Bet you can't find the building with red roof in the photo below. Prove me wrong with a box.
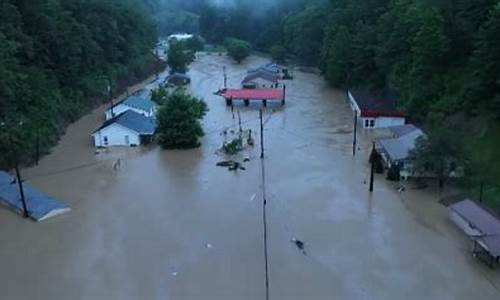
[348,89,406,129]
[218,87,286,107]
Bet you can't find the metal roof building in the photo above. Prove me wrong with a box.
[0,171,70,221]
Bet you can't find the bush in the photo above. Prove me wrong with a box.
[270,45,287,63]
[224,38,251,63]
[156,90,208,149]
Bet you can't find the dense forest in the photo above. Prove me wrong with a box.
[0,0,159,167]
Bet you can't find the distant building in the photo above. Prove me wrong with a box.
[376,125,426,179]
[242,70,279,89]
[167,33,193,43]
[92,110,156,147]
[348,89,406,129]
[105,96,156,120]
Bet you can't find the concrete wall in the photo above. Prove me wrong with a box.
[92,124,140,147]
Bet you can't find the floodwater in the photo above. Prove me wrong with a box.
[1,54,499,300]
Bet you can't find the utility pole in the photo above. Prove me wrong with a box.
[1,122,29,218]
[107,77,114,117]
[223,66,227,89]
[260,109,264,159]
[353,111,358,156]
[369,142,375,192]
[237,109,242,134]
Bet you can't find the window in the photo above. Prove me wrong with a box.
[103,136,109,146]
[370,119,375,127]
[365,120,370,127]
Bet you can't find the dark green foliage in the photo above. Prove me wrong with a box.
[408,127,464,186]
[156,90,208,149]
[224,38,251,63]
[167,41,194,73]
[0,0,157,168]
[270,45,287,63]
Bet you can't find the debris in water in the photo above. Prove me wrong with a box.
[171,272,178,277]
[206,243,213,249]
[291,237,306,255]
[216,160,246,171]
[243,157,251,162]
[397,186,406,193]
[250,194,256,201]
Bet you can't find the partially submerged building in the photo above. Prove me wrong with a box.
[348,89,406,129]
[105,95,156,120]
[242,70,279,89]
[218,87,285,107]
[165,73,191,87]
[93,110,156,147]
[0,171,70,221]
[449,199,500,266]
[376,125,426,179]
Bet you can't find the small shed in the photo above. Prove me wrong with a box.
[449,199,500,265]
[0,171,70,221]
[105,95,156,120]
[242,70,279,89]
[93,110,156,147]
[348,89,406,129]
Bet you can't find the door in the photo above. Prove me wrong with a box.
[124,135,130,145]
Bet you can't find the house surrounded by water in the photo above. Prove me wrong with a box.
[105,95,156,120]
[348,89,406,129]
[93,110,156,147]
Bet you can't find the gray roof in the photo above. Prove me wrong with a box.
[122,96,155,112]
[0,171,70,221]
[377,128,425,161]
[94,110,156,135]
[242,70,279,84]
[450,199,500,257]
[388,124,419,138]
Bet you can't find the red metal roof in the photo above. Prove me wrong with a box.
[220,88,284,100]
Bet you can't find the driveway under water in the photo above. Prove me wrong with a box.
[0,53,499,300]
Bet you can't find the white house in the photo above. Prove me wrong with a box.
[105,96,156,120]
[92,110,156,147]
[348,89,406,129]
[242,70,279,89]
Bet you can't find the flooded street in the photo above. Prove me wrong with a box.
[1,53,499,299]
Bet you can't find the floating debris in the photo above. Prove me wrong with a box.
[206,243,213,249]
[171,272,178,277]
[291,237,306,255]
[243,157,251,162]
[216,160,246,171]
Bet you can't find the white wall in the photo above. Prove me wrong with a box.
[92,124,140,147]
[105,104,156,120]
[376,116,405,128]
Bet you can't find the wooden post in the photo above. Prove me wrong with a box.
[282,85,286,106]
[260,109,264,159]
[238,109,242,134]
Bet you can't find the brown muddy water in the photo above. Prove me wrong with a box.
[1,54,499,300]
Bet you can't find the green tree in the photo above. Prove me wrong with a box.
[224,38,251,63]
[270,45,286,63]
[322,25,352,87]
[156,90,208,149]
[408,128,464,187]
[167,41,194,73]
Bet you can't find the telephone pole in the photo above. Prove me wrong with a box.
[260,109,264,159]
[1,121,29,218]
[369,142,375,192]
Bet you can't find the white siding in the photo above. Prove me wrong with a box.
[105,104,155,120]
[375,116,406,128]
[92,124,140,147]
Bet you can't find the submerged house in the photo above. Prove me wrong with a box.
[105,95,156,120]
[449,199,500,265]
[92,110,156,147]
[376,125,426,179]
[165,73,191,86]
[242,70,279,89]
[348,89,406,129]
